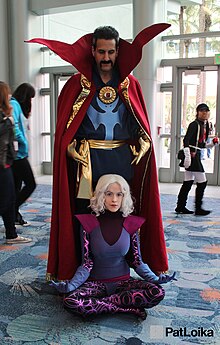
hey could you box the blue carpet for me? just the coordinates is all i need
[0,184,219,344]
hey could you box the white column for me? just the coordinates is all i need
[8,0,29,91]
[133,0,167,142]
[0,0,9,83]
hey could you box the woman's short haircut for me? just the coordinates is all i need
[92,26,119,49]
[90,174,134,217]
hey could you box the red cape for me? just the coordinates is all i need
[27,24,170,279]
[46,73,168,279]
[27,23,170,82]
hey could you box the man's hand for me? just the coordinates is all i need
[67,139,88,166]
[183,147,191,169]
[130,137,150,165]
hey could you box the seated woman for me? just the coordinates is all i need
[51,174,176,319]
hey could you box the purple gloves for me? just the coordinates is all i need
[50,280,73,293]
[157,272,177,284]
[49,265,90,293]
[135,261,177,285]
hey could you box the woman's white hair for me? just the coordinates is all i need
[90,174,134,217]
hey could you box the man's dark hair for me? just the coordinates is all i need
[92,26,119,49]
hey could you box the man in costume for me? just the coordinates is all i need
[28,24,170,280]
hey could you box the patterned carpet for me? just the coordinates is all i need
[0,184,219,345]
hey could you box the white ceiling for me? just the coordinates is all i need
[29,0,203,16]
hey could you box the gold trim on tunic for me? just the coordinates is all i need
[76,139,126,199]
[120,77,152,212]
[66,74,91,129]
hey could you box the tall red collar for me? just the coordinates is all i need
[26,23,170,82]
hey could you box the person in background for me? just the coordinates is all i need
[0,81,32,244]
[11,83,36,226]
[51,174,176,319]
[200,120,213,160]
[207,121,214,158]
[175,103,219,216]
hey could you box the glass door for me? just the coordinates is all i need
[175,67,220,185]
[41,71,73,174]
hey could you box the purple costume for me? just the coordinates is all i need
[62,212,165,319]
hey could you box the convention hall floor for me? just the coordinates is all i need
[0,176,219,345]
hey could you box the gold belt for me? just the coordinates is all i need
[88,139,126,149]
[76,139,126,200]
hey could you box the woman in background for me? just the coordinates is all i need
[0,81,31,244]
[11,83,36,226]
[175,103,219,216]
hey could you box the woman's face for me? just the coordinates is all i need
[104,182,123,212]
[197,110,210,121]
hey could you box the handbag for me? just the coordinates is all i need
[177,121,200,167]
[177,149,184,160]
[177,149,185,167]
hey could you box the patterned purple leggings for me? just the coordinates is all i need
[63,278,165,319]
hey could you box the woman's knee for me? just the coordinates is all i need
[158,285,165,301]
[63,295,77,309]
[25,178,36,194]
[146,284,165,307]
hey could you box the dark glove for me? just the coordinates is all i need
[49,280,73,293]
[157,272,177,284]
[49,265,90,293]
[135,263,160,283]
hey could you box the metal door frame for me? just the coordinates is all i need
[40,65,76,174]
[159,57,220,185]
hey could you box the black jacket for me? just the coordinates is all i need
[183,119,209,150]
[0,111,16,168]
[183,119,209,172]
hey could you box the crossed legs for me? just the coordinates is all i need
[63,278,165,319]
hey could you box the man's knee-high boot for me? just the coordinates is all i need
[195,181,211,216]
[175,180,194,214]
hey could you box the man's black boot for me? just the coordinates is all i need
[195,181,211,216]
[175,180,194,214]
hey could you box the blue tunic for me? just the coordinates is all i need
[75,67,139,185]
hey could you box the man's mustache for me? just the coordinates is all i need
[100,60,113,66]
